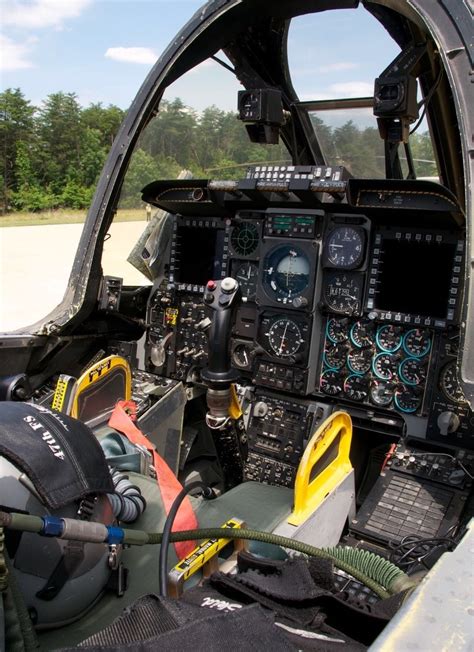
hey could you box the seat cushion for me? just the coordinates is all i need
[194,481,293,532]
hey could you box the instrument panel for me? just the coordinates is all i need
[144,196,472,450]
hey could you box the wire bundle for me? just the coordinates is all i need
[389,533,457,573]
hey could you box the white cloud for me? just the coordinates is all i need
[298,92,334,102]
[0,35,36,70]
[188,59,218,74]
[329,81,373,97]
[2,0,92,30]
[105,47,157,65]
[317,62,359,74]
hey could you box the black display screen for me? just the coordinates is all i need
[375,239,456,318]
[175,225,220,285]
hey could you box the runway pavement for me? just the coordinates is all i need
[0,221,148,332]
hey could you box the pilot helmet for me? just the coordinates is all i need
[0,454,118,629]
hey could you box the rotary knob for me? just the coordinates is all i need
[437,411,461,435]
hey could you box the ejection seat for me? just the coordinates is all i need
[120,410,355,570]
[39,373,355,648]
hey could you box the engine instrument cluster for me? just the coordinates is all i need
[319,317,432,415]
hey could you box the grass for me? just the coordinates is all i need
[0,208,147,228]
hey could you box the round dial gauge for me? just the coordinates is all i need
[324,343,347,370]
[233,261,258,300]
[267,317,304,358]
[399,357,426,386]
[232,342,253,369]
[326,318,349,343]
[239,92,260,121]
[440,361,467,404]
[325,226,365,269]
[403,329,431,358]
[370,380,394,407]
[347,347,373,375]
[323,271,363,315]
[394,384,421,413]
[263,245,310,304]
[376,325,403,353]
[344,374,369,401]
[350,320,375,348]
[320,369,344,396]
[372,352,399,381]
[231,222,259,256]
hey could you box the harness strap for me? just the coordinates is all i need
[109,401,197,559]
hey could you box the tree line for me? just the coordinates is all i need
[0,88,437,214]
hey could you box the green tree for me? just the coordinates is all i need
[120,148,162,208]
[81,102,125,148]
[410,131,437,178]
[140,98,198,168]
[36,92,84,192]
[79,127,107,186]
[0,88,36,211]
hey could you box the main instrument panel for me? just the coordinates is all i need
[144,167,473,488]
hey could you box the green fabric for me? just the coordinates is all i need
[3,556,39,651]
[194,481,293,532]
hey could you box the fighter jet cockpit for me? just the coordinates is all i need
[0,1,472,649]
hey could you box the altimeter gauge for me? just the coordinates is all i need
[323,271,363,315]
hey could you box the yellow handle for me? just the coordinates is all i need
[71,355,132,419]
[289,411,352,526]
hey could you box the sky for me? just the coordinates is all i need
[0,0,401,113]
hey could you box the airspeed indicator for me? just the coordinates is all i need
[267,317,304,358]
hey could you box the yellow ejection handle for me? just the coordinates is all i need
[289,411,353,526]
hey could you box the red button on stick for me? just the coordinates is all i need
[207,280,217,291]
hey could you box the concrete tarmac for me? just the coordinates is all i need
[0,221,149,332]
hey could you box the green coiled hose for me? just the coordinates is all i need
[1,512,415,600]
[144,527,413,599]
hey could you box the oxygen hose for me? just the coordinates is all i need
[147,527,410,599]
[0,511,414,599]
[107,467,147,523]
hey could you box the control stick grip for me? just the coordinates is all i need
[201,277,240,386]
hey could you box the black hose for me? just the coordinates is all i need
[158,482,214,597]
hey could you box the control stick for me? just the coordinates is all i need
[200,277,240,425]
